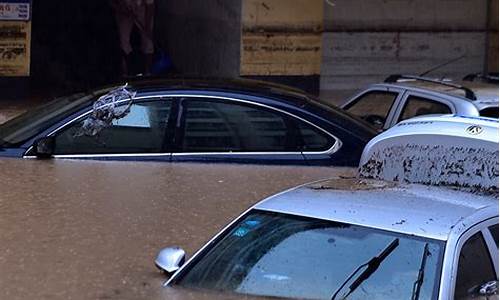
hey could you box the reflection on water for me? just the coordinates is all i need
[0,158,355,299]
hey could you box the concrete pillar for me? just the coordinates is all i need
[155,0,242,77]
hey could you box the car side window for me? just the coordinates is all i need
[489,224,499,247]
[294,121,331,151]
[53,100,172,154]
[399,96,451,121]
[454,232,497,299]
[344,91,398,129]
[181,99,333,153]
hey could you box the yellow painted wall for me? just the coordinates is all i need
[0,20,31,76]
[241,0,323,76]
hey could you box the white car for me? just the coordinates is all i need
[155,115,499,300]
[156,178,498,299]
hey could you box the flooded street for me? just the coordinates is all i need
[0,158,355,299]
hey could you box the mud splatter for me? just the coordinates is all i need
[359,144,499,194]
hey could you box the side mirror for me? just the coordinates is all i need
[155,247,185,275]
[33,136,55,158]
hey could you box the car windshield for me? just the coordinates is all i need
[0,88,112,146]
[174,210,444,300]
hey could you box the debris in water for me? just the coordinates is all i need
[74,84,136,137]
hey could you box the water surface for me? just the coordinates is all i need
[0,159,355,299]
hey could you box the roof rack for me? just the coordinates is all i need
[384,74,477,100]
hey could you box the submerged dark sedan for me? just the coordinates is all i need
[0,78,376,166]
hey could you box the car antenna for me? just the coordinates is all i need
[419,54,466,77]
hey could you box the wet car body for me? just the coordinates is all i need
[342,75,499,130]
[158,178,499,300]
[0,78,376,166]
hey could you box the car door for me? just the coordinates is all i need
[342,87,403,130]
[171,96,310,164]
[451,218,499,300]
[42,97,175,161]
[390,92,454,127]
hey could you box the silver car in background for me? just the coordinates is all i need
[342,75,499,130]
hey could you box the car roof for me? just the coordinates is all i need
[126,76,314,106]
[379,79,499,108]
[253,178,498,241]
[122,76,378,141]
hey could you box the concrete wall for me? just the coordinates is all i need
[324,0,489,31]
[241,0,323,76]
[155,0,242,77]
[320,0,498,102]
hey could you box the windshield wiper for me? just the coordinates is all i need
[331,238,399,300]
[411,243,429,300]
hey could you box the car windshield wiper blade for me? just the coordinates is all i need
[411,243,429,300]
[331,238,399,300]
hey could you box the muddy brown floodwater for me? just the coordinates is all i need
[0,158,355,300]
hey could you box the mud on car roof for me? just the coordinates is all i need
[359,115,499,193]
[254,177,497,241]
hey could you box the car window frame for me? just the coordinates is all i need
[173,95,342,157]
[449,217,499,299]
[487,224,499,248]
[166,206,257,286]
[23,95,177,159]
[342,86,404,130]
[392,91,455,126]
[482,223,499,271]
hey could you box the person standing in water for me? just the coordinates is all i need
[110,0,155,76]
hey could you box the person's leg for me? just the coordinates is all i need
[114,12,134,76]
[136,0,155,75]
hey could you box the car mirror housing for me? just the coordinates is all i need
[155,246,185,275]
[33,136,55,158]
